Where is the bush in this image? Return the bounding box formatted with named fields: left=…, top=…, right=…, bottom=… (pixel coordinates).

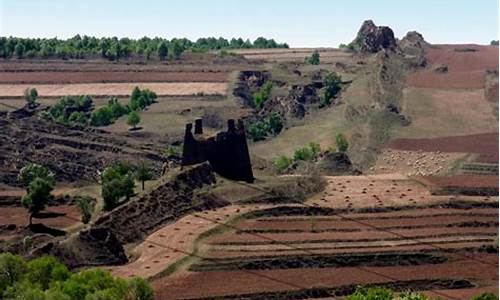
left=471, top=293, right=499, bottom=300
left=293, top=147, right=314, bottom=161
left=127, top=111, right=141, bottom=129
left=275, top=155, right=293, bottom=173
left=323, top=71, right=342, bottom=105
left=335, top=133, right=349, bottom=152
left=305, top=50, right=320, bottom=65
left=0, top=253, right=27, bottom=292
left=347, top=287, right=393, bottom=300
left=252, top=82, right=273, bottom=109
left=24, top=88, right=38, bottom=107
left=247, top=112, right=284, bottom=142
left=48, top=95, right=93, bottom=124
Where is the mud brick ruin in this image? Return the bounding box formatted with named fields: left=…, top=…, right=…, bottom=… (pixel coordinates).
left=181, top=118, right=254, bottom=183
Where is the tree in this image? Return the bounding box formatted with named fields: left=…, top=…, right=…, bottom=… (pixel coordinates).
left=21, top=178, right=54, bottom=226
left=135, top=163, right=152, bottom=191
left=335, top=133, right=349, bottom=152
left=75, top=196, right=95, bottom=224
left=0, top=253, right=27, bottom=292
left=491, top=40, right=499, bottom=46
left=170, top=40, right=184, bottom=59
left=101, top=163, right=135, bottom=211
left=305, top=50, right=320, bottom=65
left=157, top=42, right=168, bottom=60
left=127, top=111, right=141, bottom=130
left=23, top=88, right=38, bottom=108
left=252, top=82, right=273, bottom=109
left=128, top=277, right=154, bottom=300
left=18, top=163, right=55, bottom=188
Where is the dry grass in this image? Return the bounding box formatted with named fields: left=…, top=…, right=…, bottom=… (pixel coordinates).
left=0, top=82, right=227, bottom=97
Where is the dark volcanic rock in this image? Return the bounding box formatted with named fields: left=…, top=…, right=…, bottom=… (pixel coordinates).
left=316, top=152, right=359, bottom=175
left=353, top=20, right=397, bottom=53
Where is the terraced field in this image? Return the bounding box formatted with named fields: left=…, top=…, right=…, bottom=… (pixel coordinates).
left=146, top=175, right=498, bottom=299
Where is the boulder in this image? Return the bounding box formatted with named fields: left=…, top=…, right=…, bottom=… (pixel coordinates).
left=352, top=20, right=397, bottom=53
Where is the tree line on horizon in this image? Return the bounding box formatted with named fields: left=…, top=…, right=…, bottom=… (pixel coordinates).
left=0, top=35, right=289, bottom=60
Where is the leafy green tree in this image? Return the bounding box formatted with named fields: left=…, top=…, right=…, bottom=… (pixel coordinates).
left=75, top=196, right=95, bottom=224
left=26, top=256, right=70, bottom=290
left=18, top=163, right=55, bottom=188
left=157, top=42, right=168, bottom=60
left=127, top=111, right=141, bottom=130
left=275, top=155, right=293, bottom=173
left=14, top=42, right=25, bottom=58
left=0, top=253, right=27, bottom=292
left=128, top=277, right=154, bottom=300
left=101, top=163, right=135, bottom=211
left=135, top=163, right=152, bottom=191
left=68, top=111, right=88, bottom=124
left=491, top=40, right=499, bottom=46
left=335, top=133, right=349, bottom=152
left=323, top=71, right=342, bottom=105
left=22, top=178, right=54, bottom=226
left=305, top=50, right=320, bottom=65
left=24, top=88, right=38, bottom=108
left=90, top=106, right=114, bottom=126
left=170, top=40, right=184, bottom=59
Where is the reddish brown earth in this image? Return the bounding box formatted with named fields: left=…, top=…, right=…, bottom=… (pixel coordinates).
left=0, top=205, right=81, bottom=229
left=153, top=253, right=498, bottom=300
left=0, top=71, right=229, bottom=84
left=407, top=44, right=498, bottom=89
left=485, top=81, right=499, bottom=102
left=421, top=175, right=499, bottom=189
left=386, top=133, right=498, bottom=162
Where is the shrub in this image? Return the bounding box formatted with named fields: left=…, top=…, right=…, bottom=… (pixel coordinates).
left=253, top=82, right=273, bottom=109
left=18, top=163, right=55, bottom=187
left=471, top=293, right=499, bottom=300
left=24, top=88, right=38, bottom=107
left=275, top=155, right=293, bottom=173
left=247, top=112, right=284, bottom=141
left=323, top=71, right=342, bottom=105
left=0, top=253, right=27, bottom=292
left=305, top=50, right=320, bottom=65
left=293, top=147, right=314, bottom=161
left=48, top=95, right=93, bottom=124
left=335, top=133, right=349, bottom=152
left=347, top=287, right=393, bottom=300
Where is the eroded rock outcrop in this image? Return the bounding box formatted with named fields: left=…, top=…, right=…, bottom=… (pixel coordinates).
left=351, top=20, right=397, bottom=53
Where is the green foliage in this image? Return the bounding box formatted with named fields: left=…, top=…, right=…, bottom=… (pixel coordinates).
left=128, top=87, right=157, bottom=111
left=335, top=133, right=349, bottom=152
left=90, top=105, right=114, bottom=126
left=75, top=196, right=95, bottom=224
left=309, top=142, right=321, bottom=157
left=135, top=163, right=153, bottom=191
left=0, top=253, right=154, bottom=300
left=157, top=41, right=168, bottom=60
left=165, top=144, right=183, bottom=157
left=169, top=39, right=185, bottom=59
left=18, top=163, right=55, bottom=187
left=491, top=40, right=499, bottom=46
left=275, top=155, right=293, bottom=173
left=101, top=162, right=135, bottom=211
left=252, top=82, right=273, bottom=109
left=48, top=95, right=93, bottom=124
left=247, top=112, right=284, bottom=141
left=471, top=293, right=499, bottom=300
left=127, top=111, right=141, bottom=129
left=347, top=287, right=393, bottom=300
left=24, top=88, right=38, bottom=107
left=323, top=71, right=342, bottom=106
left=0, top=253, right=27, bottom=292
left=22, top=178, right=54, bottom=224
left=293, top=146, right=314, bottom=161
left=305, top=50, right=320, bottom=65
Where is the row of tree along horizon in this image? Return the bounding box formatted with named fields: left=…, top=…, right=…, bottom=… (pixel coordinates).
left=0, top=35, right=289, bottom=60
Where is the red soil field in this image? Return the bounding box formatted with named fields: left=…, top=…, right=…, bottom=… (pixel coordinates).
left=0, top=205, right=81, bottom=229
left=206, top=241, right=494, bottom=259
left=386, top=133, right=498, bottom=161
left=153, top=253, right=497, bottom=300
left=208, top=226, right=497, bottom=244
left=235, top=214, right=499, bottom=232
left=421, top=175, right=499, bottom=189
left=407, top=70, right=485, bottom=89
left=0, top=71, right=229, bottom=84
left=406, top=44, right=498, bottom=89
left=425, top=45, right=498, bottom=72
